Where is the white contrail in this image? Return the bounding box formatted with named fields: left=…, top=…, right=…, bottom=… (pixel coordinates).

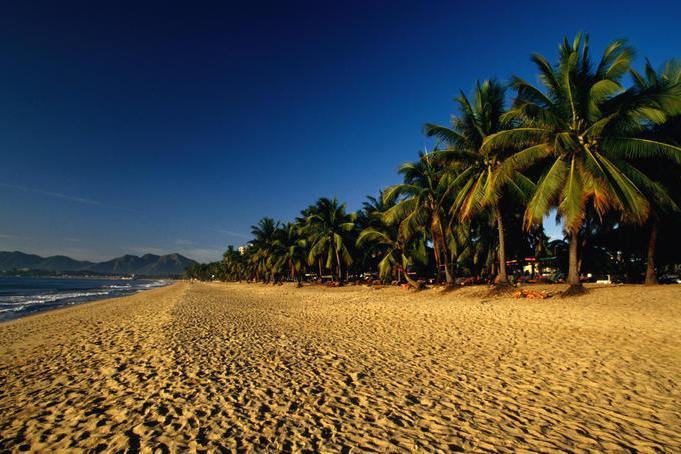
left=0, top=181, right=250, bottom=241
left=0, top=182, right=105, bottom=206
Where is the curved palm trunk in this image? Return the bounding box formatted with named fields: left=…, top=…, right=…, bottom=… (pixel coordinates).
left=645, top=219, right=659, bottom=285
left=494, top=206, right=508, bottom=284
left=397, top=265, right=420, bottom=289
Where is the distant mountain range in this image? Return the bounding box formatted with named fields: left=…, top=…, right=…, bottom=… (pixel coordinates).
left=0, top=251, right=197, bottom=277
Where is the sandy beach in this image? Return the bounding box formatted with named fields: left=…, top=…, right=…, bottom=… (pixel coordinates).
left=1, top=282, right=680, bottom=452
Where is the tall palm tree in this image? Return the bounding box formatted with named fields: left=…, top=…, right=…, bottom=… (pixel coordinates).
left=425, top=79, right=534, bottom=284
left=302, top=197, right=356, bottom=283
left=483, top=33, right=681, bottom=293
left=629, top=59, right=681, bottom=284
left=383, top=152, right=455, bottom=285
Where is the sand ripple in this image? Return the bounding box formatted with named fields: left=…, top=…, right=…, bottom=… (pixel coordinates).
left=1, top=282, right=680, bottom=452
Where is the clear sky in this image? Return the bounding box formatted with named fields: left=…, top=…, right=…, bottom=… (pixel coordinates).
left=1, top=1, right=680, bottom=262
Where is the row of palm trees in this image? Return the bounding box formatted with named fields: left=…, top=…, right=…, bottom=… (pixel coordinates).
left=186, top=34, right=681, bottom=293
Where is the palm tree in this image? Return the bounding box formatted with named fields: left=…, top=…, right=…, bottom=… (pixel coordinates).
left=425, top=79, right=534, bottom=284
left=383, top=152, right=455, bottom=285
left=249, top=217, right=280, bottom=283
left=357, top=226, right=421, bottom=287
left=355, top=191, right=393, bottom=276
left=356, top=191, right=429, bottom=287
left=302, top=198, right=356, bottom=283
left=222, top=246, right=243, bottom=281
left=453, top=215, right=496, bottom=280
left=356, top=191, right=393, bottom=230
left=483, top=33, right=681, bottom=293
left=273, top=222, right=308, bottom=286
left=629, top=59, right=681, bottom=284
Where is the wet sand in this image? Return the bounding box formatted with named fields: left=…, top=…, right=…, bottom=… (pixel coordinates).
left=1, top=281, right=680, bottom=452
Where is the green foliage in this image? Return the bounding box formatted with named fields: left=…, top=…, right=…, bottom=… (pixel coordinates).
left=299, top=198, right=356, bottom=282
left=486, top=33, right=681, bottom=233
left=383, top=152, right=456, bottom=283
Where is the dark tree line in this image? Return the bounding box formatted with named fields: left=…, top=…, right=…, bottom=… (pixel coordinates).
left=186, top=34, right=681, bottom=292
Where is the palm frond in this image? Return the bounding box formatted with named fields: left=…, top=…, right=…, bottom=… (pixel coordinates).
left=558, top=156, right=585, bottom=232
left=423, top=124, right=466, bottom=147
left=603, top=137, right=681, bottom=164
left=481, top=128, right=547, bottom=153
left=525, top=158, right=568, bottom=227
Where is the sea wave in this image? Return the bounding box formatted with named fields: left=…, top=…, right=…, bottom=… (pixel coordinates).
left=0, top=290, right=112, bottom=306
left=138, top=281, right=167, bottom=289
left=0, top=279, right=170, bottom=319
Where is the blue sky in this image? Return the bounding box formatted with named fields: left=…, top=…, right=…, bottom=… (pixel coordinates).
left=1, top=0, right=680, bottom=262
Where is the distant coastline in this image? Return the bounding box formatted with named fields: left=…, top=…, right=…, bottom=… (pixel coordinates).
left=0, top=269, right=178, bottom=280
left=0, top=250, right=196, bottom=278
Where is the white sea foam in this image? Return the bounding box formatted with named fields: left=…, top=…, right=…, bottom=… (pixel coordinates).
left=0, top=279, right=170, bottom=319
left=139, top=281, right=167, bottom=288
left=0, top=290, right=112, bottom=307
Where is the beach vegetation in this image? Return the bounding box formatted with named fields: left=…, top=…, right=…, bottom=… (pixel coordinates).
left=185, top=33, right=681, bottom=294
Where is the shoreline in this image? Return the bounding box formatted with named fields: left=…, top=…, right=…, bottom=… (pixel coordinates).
left=1, top=281, right=680, bottom=451
left=0, top=282, right=177, bottom=327
left=0, top=277, right=172, bottom=324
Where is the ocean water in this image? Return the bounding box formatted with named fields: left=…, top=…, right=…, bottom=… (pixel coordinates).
left=0, top=276, right=168, bottom=322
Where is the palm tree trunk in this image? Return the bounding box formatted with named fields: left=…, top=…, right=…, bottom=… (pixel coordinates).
left=645, top=220, right=659, bottom=285
left=434, top=217, right=454, bottom=286
left=295, top=267, right=302, bottom=287
left=566, top=230, right=583, bottom=293
left=335, top=248, right=343, bottom=284
left=578, top=232, right=589, bottom=274
left=431, top=239, right=442, bottom=284
left=398, top=265, right=421, bottom=289
left=443, top=260, right=454, bottom=285
left=441, top=245, right=454, bottom=286
left=494, top=206, right=508, bottom=284
left=431, top=217, right=446, bottom=285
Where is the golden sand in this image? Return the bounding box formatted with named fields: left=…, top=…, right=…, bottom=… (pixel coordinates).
left=1, top=281, right=680, bottom=452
